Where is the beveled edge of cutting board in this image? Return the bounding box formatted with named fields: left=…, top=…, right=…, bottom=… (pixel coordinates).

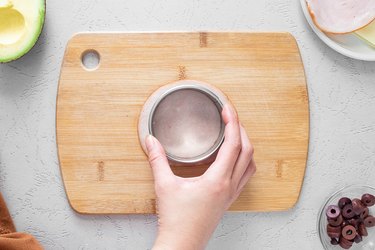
left=56, top=31, right=310, bottom=214
left=271, top=31, right=310, bottom=212
left=282, top=33, right=310, bottom=212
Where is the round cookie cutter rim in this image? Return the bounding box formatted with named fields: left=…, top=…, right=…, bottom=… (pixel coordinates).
left=138, top=79, right=230, bottom=166
left=148, top=84, right=225, bottom=164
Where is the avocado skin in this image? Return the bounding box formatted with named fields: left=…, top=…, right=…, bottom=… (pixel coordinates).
left=0, top=1, right=46, bottom=63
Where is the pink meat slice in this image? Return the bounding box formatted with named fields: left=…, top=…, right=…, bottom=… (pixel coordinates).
left=306, top=0, right=375, bottom=33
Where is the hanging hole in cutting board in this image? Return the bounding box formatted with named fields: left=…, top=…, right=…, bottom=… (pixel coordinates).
left=81, top=50, right=100, bottom=71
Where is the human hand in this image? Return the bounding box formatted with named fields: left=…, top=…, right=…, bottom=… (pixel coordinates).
left=146, top=104, right=256, bottom=250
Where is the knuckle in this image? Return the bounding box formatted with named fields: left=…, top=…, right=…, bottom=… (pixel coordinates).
left=242, top=144, right=254, bottom=156
left=230, top=140, right=242, bottom=153
left=208, top=177, right=232, bottom=196
left=221, top=179, right=231, bottom=190
left=205, top=176, right=217, bottom=188
left=248, top=144, right=255, bottom=155
left=148, top=152, right=162, bottom=165
left=211, top=185, right=225, bottom=196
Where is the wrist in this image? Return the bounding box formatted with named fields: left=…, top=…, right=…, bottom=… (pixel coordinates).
left=152, top=239, right=175, bottom=250
left=153, top=227, right=208, bottom=250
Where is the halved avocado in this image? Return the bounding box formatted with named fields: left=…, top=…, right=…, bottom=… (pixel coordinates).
left=0, top=0, right=45, bottom=63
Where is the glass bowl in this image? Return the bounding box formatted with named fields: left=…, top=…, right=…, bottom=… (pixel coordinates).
left=318, top=185, right=375, bottom=249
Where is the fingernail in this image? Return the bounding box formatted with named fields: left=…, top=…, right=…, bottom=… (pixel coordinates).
left=145, top=135, right=155, bottom=153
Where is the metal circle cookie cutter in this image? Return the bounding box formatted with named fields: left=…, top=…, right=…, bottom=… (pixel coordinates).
left=138, top=80, right=230, bottom=166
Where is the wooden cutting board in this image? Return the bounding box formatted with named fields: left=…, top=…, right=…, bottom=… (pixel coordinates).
left=57, top=32, right=309, bottom=214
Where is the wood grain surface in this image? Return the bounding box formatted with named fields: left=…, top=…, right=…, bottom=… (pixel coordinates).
left=56, top=32, right=309, bottom=214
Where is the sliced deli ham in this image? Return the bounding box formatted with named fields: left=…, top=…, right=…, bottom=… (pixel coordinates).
left=306, top=0, right=375, bottom=34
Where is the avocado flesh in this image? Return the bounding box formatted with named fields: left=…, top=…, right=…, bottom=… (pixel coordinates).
left=0, top=0, right=45, bottom=63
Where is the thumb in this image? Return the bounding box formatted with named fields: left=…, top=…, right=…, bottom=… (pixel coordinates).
left=146, top=135, right=174, bottom=181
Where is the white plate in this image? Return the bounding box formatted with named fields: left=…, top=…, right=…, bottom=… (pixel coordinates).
left=300, top=0, right=375, bottom=61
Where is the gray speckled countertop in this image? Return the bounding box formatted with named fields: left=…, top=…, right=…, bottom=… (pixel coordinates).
left=1, top=0, right=375, bottom=249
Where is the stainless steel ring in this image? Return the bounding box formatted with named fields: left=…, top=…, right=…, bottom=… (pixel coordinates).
left=148, top=84, right=225, bottom=164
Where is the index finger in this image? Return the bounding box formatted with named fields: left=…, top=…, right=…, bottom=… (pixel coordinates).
left=205, top=104, right=242, bottom=179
